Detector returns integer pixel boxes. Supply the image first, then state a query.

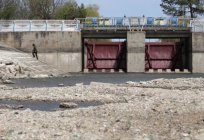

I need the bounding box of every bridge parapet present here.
[77,16,192,31]
[0,20,80,32]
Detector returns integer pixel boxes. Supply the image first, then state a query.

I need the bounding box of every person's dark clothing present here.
[32,45,38,60]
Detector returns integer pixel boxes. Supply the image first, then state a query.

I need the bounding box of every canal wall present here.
[0,32,82,72]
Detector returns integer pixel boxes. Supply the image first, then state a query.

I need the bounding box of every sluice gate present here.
[85,42,127,71]
[84,41,186,72]
[145,42,183,71]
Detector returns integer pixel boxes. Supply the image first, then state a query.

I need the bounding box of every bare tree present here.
[14,0,30,19]
[28,0,65,19]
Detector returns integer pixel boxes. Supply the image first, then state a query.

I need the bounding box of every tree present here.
[0,0,17,19]
[15,0,30,19]
[78,3,87,18]
[54,0,79,19]
[86,4,99,17]
[160,0,204,18]
[0,0,100,20]
[28,0,64,19]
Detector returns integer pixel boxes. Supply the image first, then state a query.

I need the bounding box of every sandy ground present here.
[0,78,204,140]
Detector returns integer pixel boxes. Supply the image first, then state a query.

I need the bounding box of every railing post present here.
[29,20,32,31]
[13,21,15,32]
[77,20,80,31]
[46,20,48,31]
[61,20,64,31]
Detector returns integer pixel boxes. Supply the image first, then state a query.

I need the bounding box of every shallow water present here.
[10,73,204,88]
[0,99,103,111]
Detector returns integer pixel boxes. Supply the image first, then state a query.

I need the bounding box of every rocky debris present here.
[0,50,64,82]
[0,60,57,82]
[0,61,31,81]
[195,129,204,140]
[75,83,83,86]
[31,74,49,79]
[58,83,64,87]
[2,80,15,84]
[59,102,78,109]
[0,104,24,110]
[4,61,13,65]
[0,78,203,139]
[124,78,204,90]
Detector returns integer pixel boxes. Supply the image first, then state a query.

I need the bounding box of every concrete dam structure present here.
[0,17,204,73]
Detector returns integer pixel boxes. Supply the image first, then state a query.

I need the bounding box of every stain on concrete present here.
[35,33,39,39]
[40,32,47,38]
[13,32,22,48]
[0,32,9,41]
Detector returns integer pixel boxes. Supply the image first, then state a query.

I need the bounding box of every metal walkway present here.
[78,16,192,31]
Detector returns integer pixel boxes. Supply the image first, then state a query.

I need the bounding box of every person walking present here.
[32,43,38,60]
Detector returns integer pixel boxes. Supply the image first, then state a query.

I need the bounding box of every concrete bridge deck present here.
[81,26,191,38]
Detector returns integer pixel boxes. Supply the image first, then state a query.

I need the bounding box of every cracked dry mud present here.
[0,78,204,140]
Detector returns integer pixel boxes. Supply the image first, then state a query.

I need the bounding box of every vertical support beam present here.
[127,31,145,72]
[29,20,32,31]
[61,20,64,31]
[182,37,192,71]
[192,32,204,73]
[82,38,85,71]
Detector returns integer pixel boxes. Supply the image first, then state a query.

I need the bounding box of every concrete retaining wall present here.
[127,31,145,72]
[38,53,81,73]
[192,33,204,73]
[0,32,82,72]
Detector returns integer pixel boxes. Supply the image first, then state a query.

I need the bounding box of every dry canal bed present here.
[0,75,204,139]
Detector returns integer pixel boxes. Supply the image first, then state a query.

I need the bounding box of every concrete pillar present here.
[127,31,145,72]
[192,33,204,73]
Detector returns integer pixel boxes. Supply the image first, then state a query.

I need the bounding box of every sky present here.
[76,0,165,17]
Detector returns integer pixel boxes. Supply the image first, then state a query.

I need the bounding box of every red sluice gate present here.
[145,42,183,70]
[85,42,127,71]
[85,41,183,71]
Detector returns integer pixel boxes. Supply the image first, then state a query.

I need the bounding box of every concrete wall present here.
[38,53,81,73]
[192,33,204,73]
[127,31,145,72]
[0,32,82,72]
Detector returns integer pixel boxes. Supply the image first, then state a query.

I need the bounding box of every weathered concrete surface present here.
[0,32,81,52]
[192,33,204,73]
[127,31,145,72]
[0,32,82,72]
[39,52,81,72]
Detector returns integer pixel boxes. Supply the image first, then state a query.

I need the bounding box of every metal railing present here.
[77,16,192,31]
[1,17,203,32]
[190,19,204,32]
[0,20,80,32]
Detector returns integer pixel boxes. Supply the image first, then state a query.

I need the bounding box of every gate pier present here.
[127,31,145,72]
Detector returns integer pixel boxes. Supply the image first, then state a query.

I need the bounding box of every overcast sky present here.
[76,0,165,17]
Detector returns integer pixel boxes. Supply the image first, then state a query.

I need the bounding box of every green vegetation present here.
[55,0,79,19]
[85,4,100,17]
[0,0,17,19]
[0,0,100,20]
[160,0,204,18]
